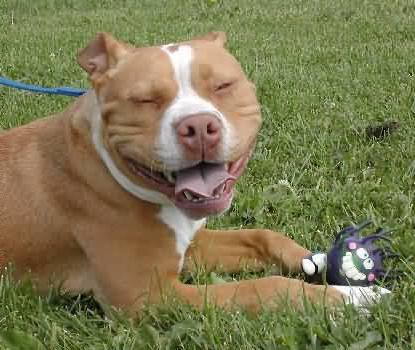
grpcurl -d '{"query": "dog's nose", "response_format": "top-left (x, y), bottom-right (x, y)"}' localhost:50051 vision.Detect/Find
top-left (175, 114), bottom-right (221, 160)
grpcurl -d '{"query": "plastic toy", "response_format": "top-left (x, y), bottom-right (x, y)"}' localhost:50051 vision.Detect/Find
top-left (303, 220), bottom-right (399, 286)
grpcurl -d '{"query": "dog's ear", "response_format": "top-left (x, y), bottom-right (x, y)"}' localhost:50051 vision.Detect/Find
top-left (77, 32), bottom-right (129, 77)
top-left (193, 31), bottom-right (227, 47)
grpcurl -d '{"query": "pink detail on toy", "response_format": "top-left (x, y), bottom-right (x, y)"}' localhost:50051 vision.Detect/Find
top-left (348, 242), bottom-right (357, 250)
top-left (368, 273), bottom-right (375, 282)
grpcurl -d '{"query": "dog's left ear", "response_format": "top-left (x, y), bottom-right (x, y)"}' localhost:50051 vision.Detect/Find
top-left (77, 32), bottom-right (129, 77)
top-left (193, 31), bottom-right (227, 47)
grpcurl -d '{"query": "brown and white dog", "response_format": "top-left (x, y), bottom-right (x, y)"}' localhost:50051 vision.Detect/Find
top-left (0, 32), bottom-right (389, 316)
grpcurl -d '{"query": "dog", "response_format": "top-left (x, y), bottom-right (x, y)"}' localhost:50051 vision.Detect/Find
top-left (0, 32), bottom-right (389, 316)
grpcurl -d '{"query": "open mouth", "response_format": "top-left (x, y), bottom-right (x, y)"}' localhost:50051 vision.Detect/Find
top-left (341, 252), bottom-right (366, 281)
top-left (125, 154), bottom-right (250, 219)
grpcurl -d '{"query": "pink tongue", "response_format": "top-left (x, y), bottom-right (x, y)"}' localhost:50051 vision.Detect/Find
top-left (175, 163), bottom-right (235, 198)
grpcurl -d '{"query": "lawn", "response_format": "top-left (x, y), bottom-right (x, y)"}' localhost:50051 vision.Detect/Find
top-left (1, 0), bottom-right (415, 348)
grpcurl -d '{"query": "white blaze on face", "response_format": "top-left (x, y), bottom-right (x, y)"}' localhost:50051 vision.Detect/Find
top-left (158, 44), bottom-right (232, 169)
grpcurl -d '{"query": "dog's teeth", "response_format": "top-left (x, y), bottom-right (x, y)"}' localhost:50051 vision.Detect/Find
top-left (214, 194), bottom-right (220, 199)
top-left (183, 190), bottom-right (194, 200)
top-left (164, 171), bottom-right (175, 183)
top-left (225, 163), bottom-right (230, 171)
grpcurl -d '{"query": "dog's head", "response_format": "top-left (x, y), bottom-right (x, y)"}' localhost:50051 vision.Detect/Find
top-left (78, 32), bottom-right (261, 219)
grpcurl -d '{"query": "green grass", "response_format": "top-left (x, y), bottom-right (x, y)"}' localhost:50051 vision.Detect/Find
top-left (1, 0), bottom-right (415, 348)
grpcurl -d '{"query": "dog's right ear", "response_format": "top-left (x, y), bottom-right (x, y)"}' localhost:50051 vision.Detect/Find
top-left (77, 32), bottom-right (129, 78)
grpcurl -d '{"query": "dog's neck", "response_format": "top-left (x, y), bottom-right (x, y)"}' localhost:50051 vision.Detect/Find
top-left (66, 91), bottom-right (205, 271)
top-left (63, 92), bottom-right (150, 210)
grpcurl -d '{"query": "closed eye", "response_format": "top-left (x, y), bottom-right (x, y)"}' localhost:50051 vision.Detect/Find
top-left (139, 99), bottom-right (156, 104)
top-left (215, 81), bottom-right (233, 92)
top-left (129, 96), bottom-right (158, 106)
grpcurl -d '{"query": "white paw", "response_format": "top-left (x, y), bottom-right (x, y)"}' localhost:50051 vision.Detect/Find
top-left (302, 253), bottom-right (327, 276)
top-left (332, 285), bottom-right (391, 307)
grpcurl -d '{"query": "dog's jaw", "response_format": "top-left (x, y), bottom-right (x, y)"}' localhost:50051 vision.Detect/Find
top-left (88, 92), bottom-right (172, 206)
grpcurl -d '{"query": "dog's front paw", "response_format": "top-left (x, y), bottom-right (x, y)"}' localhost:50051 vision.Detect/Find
top-left (302, 252), bottom-right (327, 276)
top-left (332, 285), bottom-right (391, 307)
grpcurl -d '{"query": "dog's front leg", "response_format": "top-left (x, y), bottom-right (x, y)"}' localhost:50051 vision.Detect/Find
top-left (171, 275), bottom-right (344, 313)
top-left (81, 227), bottom-right (314, 316)
top-left (184, 228), bottom-right (310, 274)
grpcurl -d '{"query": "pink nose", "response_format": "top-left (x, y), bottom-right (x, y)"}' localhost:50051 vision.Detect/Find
top-left (176, 114), bottom-right (221, 160)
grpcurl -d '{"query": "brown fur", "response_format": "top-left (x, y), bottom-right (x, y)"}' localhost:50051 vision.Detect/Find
top-left (0, 32), bottom-right (345, 316)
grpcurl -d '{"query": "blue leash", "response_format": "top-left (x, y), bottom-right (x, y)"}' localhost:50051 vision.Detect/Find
top-left (0, 76), bottom-right (87, 97)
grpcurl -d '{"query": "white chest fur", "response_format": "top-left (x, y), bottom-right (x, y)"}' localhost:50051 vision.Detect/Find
top-left (159, 206), bottom-right (205, 272)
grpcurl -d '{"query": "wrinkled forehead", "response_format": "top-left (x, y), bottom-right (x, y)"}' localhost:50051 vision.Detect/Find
top-left (119, 47), bottom-right (174, 81)
top-left (160, 41), bottom-right (241, 78)
top-left (109, 41), bottom-right (241, 97)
